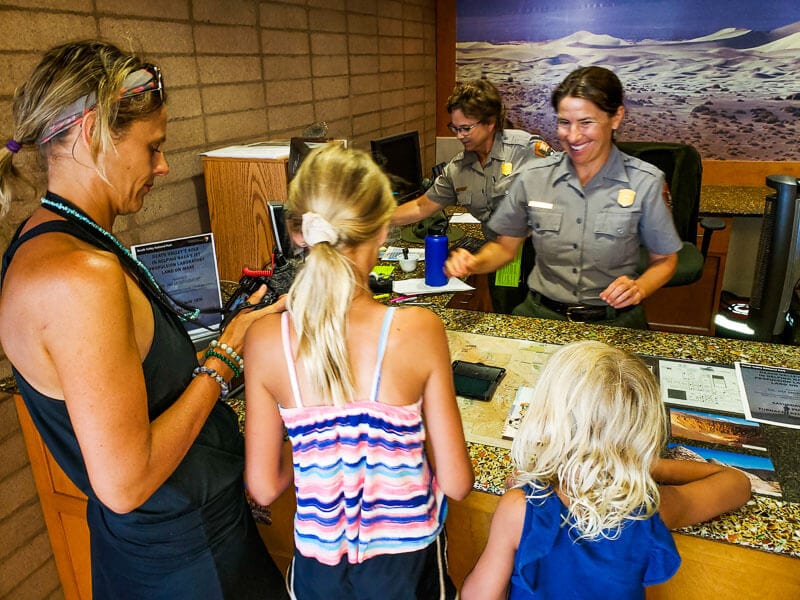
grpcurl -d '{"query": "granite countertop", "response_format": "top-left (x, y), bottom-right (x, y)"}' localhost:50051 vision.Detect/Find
top-left (431, 307), bottom-right (800, 559)
top-left (700, 185), bottom-right (769, 217)
top-left (223, 296), bottom-right (800, 558)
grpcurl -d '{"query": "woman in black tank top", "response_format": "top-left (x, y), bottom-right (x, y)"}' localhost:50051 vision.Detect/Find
top-left (0, 41), bottom-right (288, 599)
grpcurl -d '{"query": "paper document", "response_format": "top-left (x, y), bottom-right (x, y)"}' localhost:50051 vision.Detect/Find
top-left (657, 359), bottom-right (743, 414)
top-left (735, 362), bottom-right (800, 429)
top-left (380, 246), bottom-right (425, 261)
top-left (201, 143), bottom-right (290, 159)
top-left (393, 277), bottom-right (474, 295)
top-left (449, 212), bottom-right (480, 224)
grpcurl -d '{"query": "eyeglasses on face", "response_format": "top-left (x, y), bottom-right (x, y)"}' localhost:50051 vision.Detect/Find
top-left (447, 122), bottom-right (481, 135)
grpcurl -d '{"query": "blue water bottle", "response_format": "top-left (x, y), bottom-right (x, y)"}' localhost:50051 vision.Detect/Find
top-left (424, 222), bottom-right (449, 287)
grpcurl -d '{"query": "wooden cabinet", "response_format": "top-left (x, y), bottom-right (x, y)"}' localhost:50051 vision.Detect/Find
top-left (16, 396), bottom-right (800, 598)
top-left (201, 155), bottom-right (288, 282)
top-left (444, 491), bottom-right (800, 598)
top-left (644, 219), bottom-right (732, 336)
top-left (14, 395), bottom-right (91, 600)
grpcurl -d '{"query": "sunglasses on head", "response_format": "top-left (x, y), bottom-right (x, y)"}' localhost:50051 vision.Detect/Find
top-left (119, 63), bottom-right (164, 101)
top-left (38, 63), bottom-right (164, 145)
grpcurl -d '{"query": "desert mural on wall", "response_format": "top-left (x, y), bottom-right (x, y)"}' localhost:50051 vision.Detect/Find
top-left (456, 0), bottom-right (800, 161)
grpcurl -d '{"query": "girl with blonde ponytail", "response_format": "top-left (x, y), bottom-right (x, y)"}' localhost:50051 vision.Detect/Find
top-left (245, 144), bottom-right (474, 599)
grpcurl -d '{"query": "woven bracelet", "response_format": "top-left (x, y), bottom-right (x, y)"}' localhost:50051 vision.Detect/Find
top-left (192, 365), bottom-right (231, 400)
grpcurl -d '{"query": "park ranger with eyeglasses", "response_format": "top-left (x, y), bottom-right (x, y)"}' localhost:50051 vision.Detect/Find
top-left (391, 79), bottom-right (546, 312)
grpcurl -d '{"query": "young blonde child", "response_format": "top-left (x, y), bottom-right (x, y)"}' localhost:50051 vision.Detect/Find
top-left (244, 145), bottom-right (474, 599)
top-left (462, 341), bottom-right (751, 599)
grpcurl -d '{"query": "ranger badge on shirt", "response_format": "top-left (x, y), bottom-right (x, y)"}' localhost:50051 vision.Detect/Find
top-left (617, 189), bottom-right (636, 207)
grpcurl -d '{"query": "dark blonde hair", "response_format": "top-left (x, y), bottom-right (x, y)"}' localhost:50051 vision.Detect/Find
top-left (447, 79), bottom-right (507, 132)
top-left (512, 341), bottom-right (667, 540)
top-left (285, 145), bottom-right (395, 406)
top-left (0, 40), bottom-right (165, 215)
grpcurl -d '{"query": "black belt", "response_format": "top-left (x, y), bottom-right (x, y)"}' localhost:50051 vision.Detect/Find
top-left (533, 292), bottom-right (633, 322)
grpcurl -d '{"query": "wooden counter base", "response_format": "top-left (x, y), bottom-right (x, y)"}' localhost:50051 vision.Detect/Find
top-left (16, 394), bottom-right (800, 600)
top-left (445, 491), bottom-right (800, 599)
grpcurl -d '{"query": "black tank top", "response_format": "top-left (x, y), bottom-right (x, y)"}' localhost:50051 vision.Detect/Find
top-left (1, 213), bottom-right (243, 514)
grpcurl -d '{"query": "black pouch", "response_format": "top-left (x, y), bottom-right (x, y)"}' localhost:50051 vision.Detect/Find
top-left (220, 253), bottom-right (297, 331)
top-left (452, 360), bottom-right (506, 401)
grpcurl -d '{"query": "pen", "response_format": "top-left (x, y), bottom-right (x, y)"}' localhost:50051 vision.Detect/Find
top-left (373, 293), bottom-right (390, 300)
top-left (390, 294), bottom-right (419, 303)
top-left (403, 302), bottom-right (433, 306)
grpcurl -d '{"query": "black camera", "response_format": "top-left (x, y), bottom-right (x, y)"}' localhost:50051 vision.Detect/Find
top-left (221, 253), bottom-right (297, 330)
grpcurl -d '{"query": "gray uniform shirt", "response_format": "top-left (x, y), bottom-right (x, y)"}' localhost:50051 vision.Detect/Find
top-left (426, 129), bottom-right (538, 240)
top-left (489, 146), bottom-right (682, 304)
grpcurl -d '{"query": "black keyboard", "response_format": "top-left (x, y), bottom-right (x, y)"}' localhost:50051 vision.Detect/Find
top-left (450, 235), bottom-right (486, 254)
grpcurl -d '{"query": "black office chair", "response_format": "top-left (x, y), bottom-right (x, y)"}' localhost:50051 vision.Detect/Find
top-left (616, 141), bottom-right (726, 286)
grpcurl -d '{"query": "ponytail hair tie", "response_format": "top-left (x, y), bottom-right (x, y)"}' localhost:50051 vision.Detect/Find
top-left (5, 139), bottom-right (21, 154)
top-left (302, 211), bottom-right (339, 247)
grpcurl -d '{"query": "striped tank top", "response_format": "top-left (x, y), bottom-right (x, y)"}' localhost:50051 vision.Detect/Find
top-left (279, 308), bottom-right (446, 565)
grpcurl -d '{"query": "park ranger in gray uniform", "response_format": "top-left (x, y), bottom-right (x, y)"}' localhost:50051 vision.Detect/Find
top-left (421, 127), bottom-right (538, 241)
top-left (392, 79), bottom-right (542, 312)
top-left (393, 79), bottom-right (540, 240)
top-left (445, 67), bottom-right (681, 329)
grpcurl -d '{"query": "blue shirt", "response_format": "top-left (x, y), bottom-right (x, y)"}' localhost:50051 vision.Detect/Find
top-left (509, 485), bottom-right (681, 599)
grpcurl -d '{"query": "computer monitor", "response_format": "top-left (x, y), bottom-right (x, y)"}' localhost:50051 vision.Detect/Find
top-left (288, 137), bottom-right (330, 181)
top-left (267, 200), bottom-right (294, 258)
top-left (370, 130), bottom-right (424, 203)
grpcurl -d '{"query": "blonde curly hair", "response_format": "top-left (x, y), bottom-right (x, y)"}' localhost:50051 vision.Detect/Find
top-left (511, 340), bottom-right (667, 540)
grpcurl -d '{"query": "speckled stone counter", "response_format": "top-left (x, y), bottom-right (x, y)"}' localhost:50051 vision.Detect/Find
top-left (700, 185), bottom-right (769, 217)
top-left (224, 305), bottom-right (799, 559)
top-left (429, 307), bottom-right (800, 559)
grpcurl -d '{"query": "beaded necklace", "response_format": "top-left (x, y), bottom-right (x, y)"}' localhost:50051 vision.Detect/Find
top-left (41, 194), bottom-right (201, 323)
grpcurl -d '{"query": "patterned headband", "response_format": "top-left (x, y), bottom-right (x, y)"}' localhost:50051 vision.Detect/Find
top-left (37, 64), bottom-right (163, 145)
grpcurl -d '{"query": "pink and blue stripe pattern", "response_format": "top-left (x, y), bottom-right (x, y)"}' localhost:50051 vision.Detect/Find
top-left (280, 401), bottom-right (446, 566)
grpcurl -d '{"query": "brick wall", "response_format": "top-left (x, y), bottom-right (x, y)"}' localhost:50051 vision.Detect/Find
top-left (0, 1), bottom-right (437, 597)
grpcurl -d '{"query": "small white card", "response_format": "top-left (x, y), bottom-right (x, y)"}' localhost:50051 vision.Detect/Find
top-left (392, 277), bottom-right (475, 295)
top-left (449, 212), bottom-right (480, 224)
top-left (380, 246), bottom-right (426, 261)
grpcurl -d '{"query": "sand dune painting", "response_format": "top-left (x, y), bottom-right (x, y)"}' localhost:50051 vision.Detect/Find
top-left (456, 1), bottom-right (800, 161)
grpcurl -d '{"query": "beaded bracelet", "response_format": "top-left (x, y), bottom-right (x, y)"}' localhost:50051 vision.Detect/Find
top-left (192, 365), bottom-right (231, 400)
top-left (205, 349), bottom-right (241, 379)
top-left (210, 339), bottom-right (244, 371)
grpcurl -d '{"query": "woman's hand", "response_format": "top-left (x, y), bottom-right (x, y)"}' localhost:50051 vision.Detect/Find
top-left (445, 236), bottom-right (526, 278)
top-left (213, 286), bottom-right (287, 361)
top-left (600, 275), bottom-right (643, 308)
top-left (600, 251), bottom-right (678, 308)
